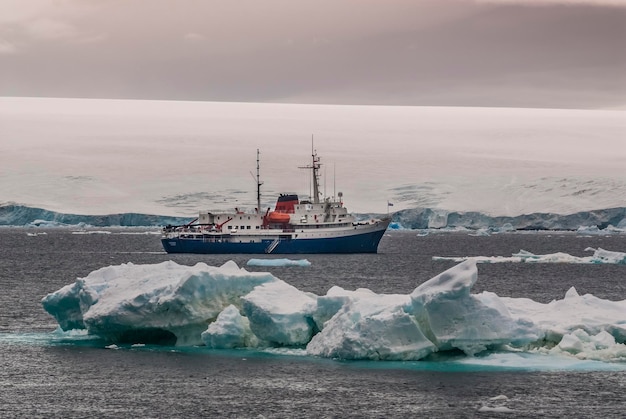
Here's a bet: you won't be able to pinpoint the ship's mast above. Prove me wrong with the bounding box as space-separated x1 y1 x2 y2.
299 138 322 204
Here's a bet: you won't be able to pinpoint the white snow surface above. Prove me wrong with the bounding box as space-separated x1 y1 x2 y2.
42 259 626 363
3 97 626 216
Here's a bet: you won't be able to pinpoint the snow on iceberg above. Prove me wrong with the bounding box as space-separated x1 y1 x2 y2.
201 304 260 349
502 287 626 344
42 259 626 363
241 280 317 346
306 290 434 360
550 329 626 362
407 260 540 355
246 258 311 267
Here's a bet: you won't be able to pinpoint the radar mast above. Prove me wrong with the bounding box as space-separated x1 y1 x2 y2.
255 149 263 213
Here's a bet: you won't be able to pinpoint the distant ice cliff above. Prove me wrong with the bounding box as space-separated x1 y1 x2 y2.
390 207 626 231
0 204 189 227
2 203 626 231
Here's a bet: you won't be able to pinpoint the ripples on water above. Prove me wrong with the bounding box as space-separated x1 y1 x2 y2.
1 228 625 417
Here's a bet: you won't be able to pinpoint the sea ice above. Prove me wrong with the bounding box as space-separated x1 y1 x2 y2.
246 258 311 267
433 248 626 265
41 259 626 362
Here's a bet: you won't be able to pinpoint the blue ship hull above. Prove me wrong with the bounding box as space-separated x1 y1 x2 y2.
161 227 387 254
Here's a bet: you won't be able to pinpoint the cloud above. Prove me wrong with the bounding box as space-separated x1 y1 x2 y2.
0 0 104 46
183 32 206 42
0 38 17 54
475 0 626 6
72 33 108 45
24 18 77 40
0 0 55 24
0 0 623 108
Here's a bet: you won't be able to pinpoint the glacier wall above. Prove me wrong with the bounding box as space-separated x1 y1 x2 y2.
2 203 626 231
0 204 190 227
391 207 626 231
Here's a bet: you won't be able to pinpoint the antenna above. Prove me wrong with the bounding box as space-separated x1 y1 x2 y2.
255 149 263 212
333 163 336 201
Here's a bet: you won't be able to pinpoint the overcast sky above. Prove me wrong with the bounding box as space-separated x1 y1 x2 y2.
1 0 624 108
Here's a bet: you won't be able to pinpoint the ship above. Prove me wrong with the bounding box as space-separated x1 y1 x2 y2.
161 147 391 254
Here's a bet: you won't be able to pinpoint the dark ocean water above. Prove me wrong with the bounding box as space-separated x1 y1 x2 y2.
1 228 625 418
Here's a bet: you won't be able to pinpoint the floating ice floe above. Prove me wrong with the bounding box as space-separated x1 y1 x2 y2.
71 230 112 235
246 258 311 267
433 248 626 265
577 225 625 235
42 259 626 363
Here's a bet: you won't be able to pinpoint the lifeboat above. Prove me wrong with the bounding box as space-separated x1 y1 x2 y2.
267 212 291 223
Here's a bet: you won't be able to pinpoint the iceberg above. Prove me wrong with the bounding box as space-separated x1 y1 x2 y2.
42 259 626 363
42 261 278 346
